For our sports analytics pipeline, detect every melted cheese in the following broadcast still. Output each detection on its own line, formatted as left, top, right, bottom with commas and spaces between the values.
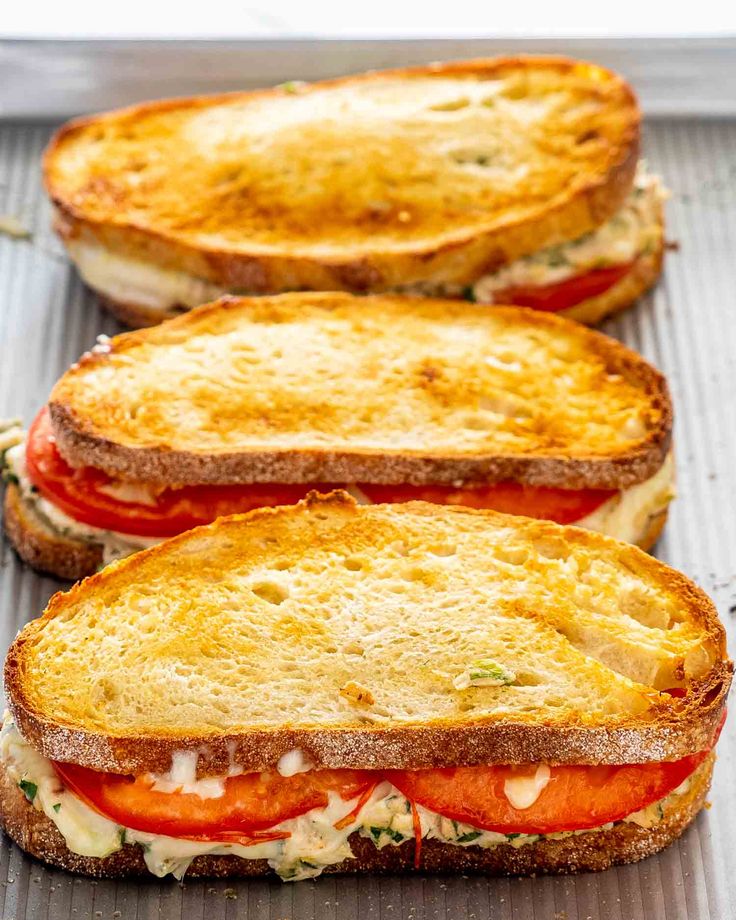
503, 765, 551, 810
148, 752, 228, 799
0, 718, 692, 883
4, 443, 158, 564
576, 451, 675, 545
277, 749, 314, 777
66, 237, 227, 314
473, 168, 666, 302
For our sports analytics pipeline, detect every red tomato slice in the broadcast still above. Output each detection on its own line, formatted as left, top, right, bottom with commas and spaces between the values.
52, 761, 375, 843
25, 408, 316, 538
492, 262, 634, 313
358, 482, 615, 525
26, 408, 613, 537
385, 750, 708, 835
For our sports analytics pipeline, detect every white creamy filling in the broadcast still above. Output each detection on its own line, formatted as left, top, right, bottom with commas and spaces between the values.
473, 168, 666, 302
0, 718, 688, 883
4, 441, 674, 569
503, 764, 551, 809
64, 168, 664, 314
575, 451, 675, 545
4, 443, 158, 564
66, 238, 228, 313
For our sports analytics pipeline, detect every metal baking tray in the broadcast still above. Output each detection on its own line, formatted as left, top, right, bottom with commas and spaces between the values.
1, 39, 736, 920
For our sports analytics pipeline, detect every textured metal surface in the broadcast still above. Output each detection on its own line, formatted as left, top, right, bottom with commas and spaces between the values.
1, 119, 735, 919
4, 38, 736, 120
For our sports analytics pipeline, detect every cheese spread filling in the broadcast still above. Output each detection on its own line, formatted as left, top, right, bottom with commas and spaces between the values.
63, 168, 664, 316
0, 718, 691, 883
4, 443, 159, 565
3, 442, 674, 567
575, 451, 674, 545
473, 167, 666, 302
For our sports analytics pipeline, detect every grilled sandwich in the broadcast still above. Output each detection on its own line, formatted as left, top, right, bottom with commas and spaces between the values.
44, 57, 665, 328
1, 496, 729, 880
2, 293, 674, 580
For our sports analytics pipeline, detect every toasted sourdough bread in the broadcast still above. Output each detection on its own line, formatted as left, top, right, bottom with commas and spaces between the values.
45, 57, 640, 301
0, 753, 714, 878
6, 494, 730, 777
48, 294, 671, 490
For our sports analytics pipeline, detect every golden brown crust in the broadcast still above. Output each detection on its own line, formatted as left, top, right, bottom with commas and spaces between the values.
2, 485, 102, 581
0, 753, 714, 879
45, 57, 639, 296
47, 295, 673, 491
5, 494, 731, 775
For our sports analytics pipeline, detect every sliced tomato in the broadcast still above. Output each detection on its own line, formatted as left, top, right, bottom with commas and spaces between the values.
26, 408, 613, 536
492, 261, 634, 313
385, 749, 708, 835
52, 761, 374, 843
25, 408, 316, 538
52, 714, 724, 843
358, 482, 615, 525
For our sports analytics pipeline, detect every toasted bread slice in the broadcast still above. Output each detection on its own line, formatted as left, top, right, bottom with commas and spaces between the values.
6, 494, 730, 776
0, 752, 714, 878
48, 294, 671, 490
45, 57, 639, 302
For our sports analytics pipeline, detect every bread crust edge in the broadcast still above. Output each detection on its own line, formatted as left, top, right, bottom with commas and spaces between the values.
47, 298, 673, 490
3, 485, 102, 581
5, 494, 730, 775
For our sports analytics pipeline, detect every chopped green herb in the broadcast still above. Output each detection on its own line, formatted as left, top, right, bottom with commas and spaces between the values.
19, 779, 37, 803
369, 825, 405, 844
52, 803, 61, 813
462, 286, 476, 302
506, 832, 523, 840
279, 81, 305, 94
1, 469, 19, 486
119, 829, 126, 846
545, 246, 570, 267
457, 831, 482, 843
454, 659, 516, 689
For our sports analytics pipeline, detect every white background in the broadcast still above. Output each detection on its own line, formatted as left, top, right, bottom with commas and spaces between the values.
2, 0, 736, 38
